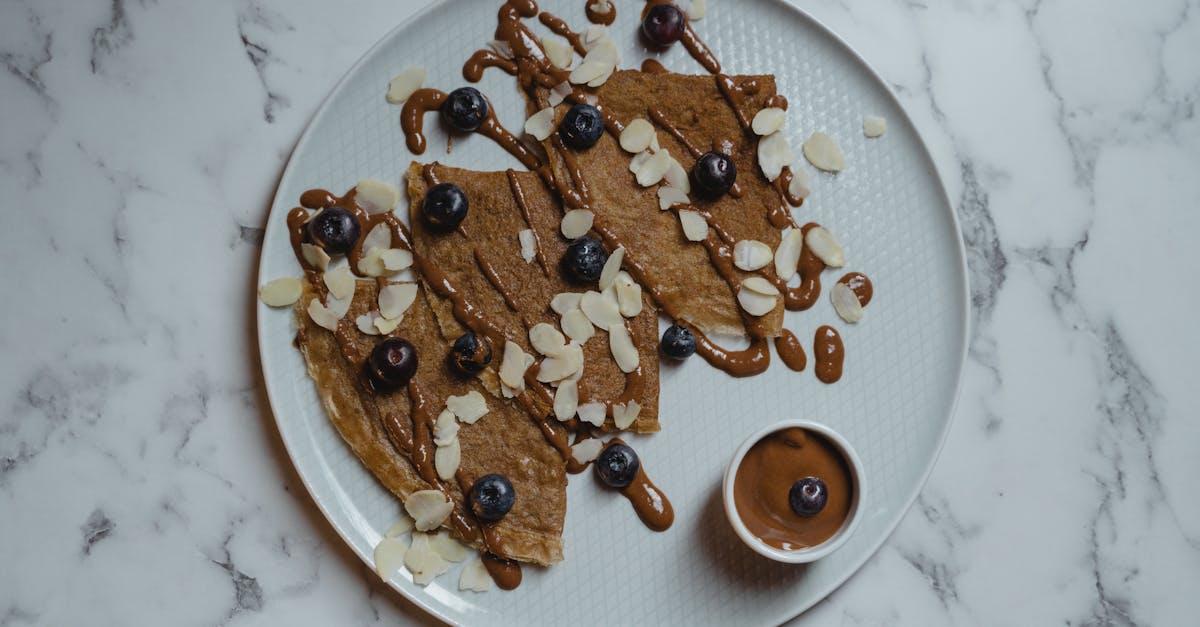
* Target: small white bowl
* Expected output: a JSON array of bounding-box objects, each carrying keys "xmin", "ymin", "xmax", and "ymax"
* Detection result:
[{"xmin": 722, "ymin": 420, "xmax": 866, "ymax": 563}]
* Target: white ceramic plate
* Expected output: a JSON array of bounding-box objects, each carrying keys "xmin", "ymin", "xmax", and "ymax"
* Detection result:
[{"xmin": 257, "ymin": 0, "xmax": 969, "ymax": 624}]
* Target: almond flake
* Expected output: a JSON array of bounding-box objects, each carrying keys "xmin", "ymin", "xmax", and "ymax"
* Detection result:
[
  {"xmin": 259, "ymin": 278, "xmax": 302, "ymax": 307},
  {"xmin": 774, "ymin": 227, "xmax": 803, "ymax": 280},
  {"xmin": 430, "ymin": 531, "xmax": 469, "ymax": 563},
  {"xmin": 356, "ymin": 179, "xmax": 400, "ymax": 214},
  {"xmin": 524, "ymin": 106, "xmax": 556, "ymax": 141},
  {"xmin": 381, "ymin": 248, "xmax": 413, "ymax": 272},
  {"xmin": 743, "ymin": 276, "xmax": 780, "ymax": 296},
  {"xmin": 619, "ymin": 118, "xmax": 655, "ymax": 153},
  {"xmin": 434, "ymin": 438, "xmax": 460, "ymax": 480},
  {"xmin": 404, "ymin": 491, "xmax": 453, "ymax": 532},
  {"xmin": 433, "ymin": 409, "xmax": 459, "ymax": 446},
  {"xmin": 374, "ymin": 316, "xmax": 402, "ymax": 335},
  {"xmin": 385, "ymin": 515, "xmax": 415, "ymax": 538},
  {"xmin": 581, "ymin": 290, "xmax": 622, "ymax": 329},
  {"xmin": 447, "ymin": 390, "xmax": 488, "ymax": 424},
  {"xmin": 830, "ymin": 282, "xmax": 865, "ymax": 323},
  {"xmin": 864, "ymin": 115, "xmax": 887, "ymax": 138},
  {"xmin": 571, "ymin": 436, "xmax": 604, "ymax": 462},
  {"xmin": 664, "ymin": 157, "xmax": 691, "ymax": 193},
  {"xmin": 561, "ymin": 309, "xmax": 595, "ymax": 343},
  {"xmin": 737, "ymin": 280, "xmax": 779, "ymax": 316},
  {"xmin": 307, "ymin": 299, "xmax": 340, "ymax": 332},
  {"xmin": 636, "ymin": 149, "xmax": 673, "ymax": 187},
  {"xmin": 356, "ymin": 312, "xmax": 381, "ymax": 335},
  {"xmin": 323, "ymin": 265, "xmax": 356, "ymax": 301},
  {"xmin": 657, "ymin": 185, "xmax": 690, "ymax": 210},
  {"xmin": 583, "ymin": 25, "xmax": 607, "ymax": 48},
  {"xmin": 614, "ymin": 271, "xmax": 643, "ymax": 317},
  {"xmin": 587, "ymin": 66, "xmax": 614, "ymax": 88},
  {"xmin": 733, "ymin": 240, "xmax": 772, "ymax": 271},
  {"xmin": 802, "ymin": 132, "xmax": 846, "ymax": 173},
  {"xmin": 554, "ymin": 379, "xmax": 579, "ymax": 421},
  {"xmin": 374, "ymin": 536, "xmax": 408, "ymax": 580},
  {"xmin": 751, "ymin": 107, "xmax": 786, "ymax": 136},
  {"xmin": 499, "ymin": 342, "xmax": 529, "ymax": 390},
  {"xmin": 500, "ymin": 382, "xmax": 517, "ymax": 399},
  {"xmin": 598, "ymin": 245, "xmax": 624, "ymax": 291},
  {"xmin": 579, "ymin": 404, "xmax": 608, "ymax": 429},
  {"xmin": 583, "ymin": 36, "xmax": 618, "ymax": 65},
  {"xmin": 459, "ymin": 557, "xmax": 493, "ymax": 592},
  {"xmin": 358, "ymin": 248, "xmax": 386, "ymax": 277},
  {"xmin": 327, "ymin": 294, "xmax": 352, "ymax": 318},
  {"xmin": 758, "ymin": 132, "xmax": 795, "ymax": 181},
  {"xmin": 569, "ymin": 60, "xmax": 608, "ymax": 85},
  {"xmin": 678, "ymin": 210, "xmax": 709, "ymax": 242},
  {"xmin": 518, "ymin": 229, "xmax": 537, "ymax": 263},
  {"xmin": 613, "ymin": 400, "xmax": 642, "ymax": 430},
  {"xmin": 788, "ymin": 165, "xmax": 812, "ymax": 199},
  {"xmin": 537, "ymin": 342, "xmax": 584, "ymax": 382},
  {"xmin": 686, "ymin": 0, "xmax": 707, "ymax": 20},
  {"xmin": 363, "ymin": 222, "xmax": 392, "ymax": 253},
  {"xmin": 629, "ymin": 150, "xmax": 653, "ymax": 175},
  {"xmin": 551, "ymin": 292, "xmax": 583, "ymax": 315},
  {"xmin": 608, "ymin": 323, "xmax": 639, "ymax": 373},
  {"xmin": 549, "ymin": 81, "xmax": 572, "ymax": 107},
  {"xmin": 487, "ymin": 40, "xmax": 513, "ymax": 59},
  {"xmin": 405, "ymin": 532, "xmax": 450, "ymax": 585},
  {"xmin": 805, "ymin": 226, "xmax": 846, "ymax": 267},
  {"xmin": 560, "ymin": 209, "xmax": 594, "ymax": 239},
  {"xmin": 541, "ymin": 37, "xmax": 574, "ymax": 69},
  {"xmin": 530, "ymin": 323, "xmax": 567, "ymax": 357},
  {"xmin": 301, "ymin": 243, "xmax": 330, "ymax": 271},
  {"xmin": 379, "ymin": 283, "xmax": 418, "ymax": 320},
  {"xmin": 385, "ymin": 66, "xmax": 424, "ymax": 104}
]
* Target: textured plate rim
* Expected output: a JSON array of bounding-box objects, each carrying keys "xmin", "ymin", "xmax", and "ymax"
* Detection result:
[{"xmin": 254, "ymin": 1, "xmax": 971, "ymax": 625}]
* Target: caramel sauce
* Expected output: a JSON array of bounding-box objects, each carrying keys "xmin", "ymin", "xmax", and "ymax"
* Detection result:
[
  {"xmin": 473, "ymin": 247, "xmax": 521, "ymax": 312},
  {"xmin": 482, "ymin": 553, "xmax": 523, "ymax": 590},
  {"xmin": 838, "ymin": 272, "xmax": 873, "ymax": 307},
  {"xmin": 774, "ymin": 167, "xmax": 805, "ymax": 210},
  {"xmin": 584, "ymin": 0, "xmax": 616, "ymax": 25},
  {"xmin": 773, "ymin": 222, "xmax": 825, "ymax": 311},
  {"xmin": 774, "ymin": 330, "xmax": 807, "ymax": 372},
  {"xmin": 506, "ymin": 170, "xmax": 551, "ymax": 277},
  {"xmin": 610, "ymin": 439, "xmax": 674, "ymax": 531},
  {"xmin": 733, "ymin": 427, "xmax": 853, "ymax": 550},
  {"xmin": 765, "ymin": 94, "xmax": 788, "ymax": 110},
  {"xmin": 813, "ymin": 325, "xmax": 844, "ymax": 384},
  {"xmin": 640, "ymin": 58, "xmax": 667, "ymax": 74},
  {"xmin": 540, "ymin": 12, "xmax": 588, "ymax": 55}
]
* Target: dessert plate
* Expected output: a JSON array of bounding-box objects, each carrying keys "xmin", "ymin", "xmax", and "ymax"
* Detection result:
[{"xmin": 256, "ymin": 0, "xmax": 969, "ymax": 624}]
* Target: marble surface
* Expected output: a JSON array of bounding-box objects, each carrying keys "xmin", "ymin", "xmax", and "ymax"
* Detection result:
[{"xmin": 1, "ymin": 0, "xmax": 1197, "ymax": 625}]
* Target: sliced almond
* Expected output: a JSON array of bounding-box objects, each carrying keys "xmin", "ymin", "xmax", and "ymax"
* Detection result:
[
  {"xmin": 551, "ymin": 292, "xmax": 583, "ymax": 315},
  {"xmin": 434, "ymin": 438, "xmax": 460, "ymax": 481},
  {"xmin": 802, "ymin": 132, "xmax": 846, "ymax": 173},
  {"xmin": 433, "ymin": 409, "xmax": 459, "ymax": 446},
  {"xmin": 560, "ymin": 209, "xmax": 594, "ymax": 240},
  {"xmin": 323, "ymin": 265, "xmax": 356, "ymax": 301},
  {"xmin": 608, "ymin": 323, "xmax": 639, "ymax": 373},
  {"xmin": 571, "ymin": 436, "xmax": 604, "ymax": 462},
  {"xmin": 613, "ymin": 400, "xmax": 642, "ymax": 430},
  {"xmin": 587, "ymin": 66, "xmax": 614, "ymax": 88},
  {"xmin": 733, "ymin": 240, "xmax": 772, "ymax": 271},
  {"xmin": 524, "ymin": 106, "xmax": 557, "ymax": 141},
  {"xmin": 459, "ymin": 556, "xmax": 493, "ymax": 592},
  {"xmin": 381, "ymin": 248, "xmax": 413, "ymax": 272},
  {"xmin": 598, "ymin": 245, "xmax": 624, "ymax": 291},
  {"xmin": 374, "ymin": 315, "xmax": 402, "ymax": 335},
  {"xmin": 358, "ymin": 247, "xmax": 386, "ymax": 277},
  {"xmin": 788, "ymin": 165, "xmax": 812, "ymax": 199},
  {"xmin": 686, "ymin": 0, "xmax": 707, "ymax": 19},
  {"xmin": 569, "ymin": 60, "xmax": 608, "ymax": 85},
  {"xmin": 554, "ymin": 379, "xmax": 579, "ymax": 421},
  {"xmin": 619, "ymin": 118, "xmax": 655, "ymax": 153},
  {"xmin": 356, "ymin": 312, "xmax": 381, "ymax": 335},
  {"xmin": 577, "ymin": 404, "xmax": 606, "ymax": 428},
  {"xmin": 657, "ymin": 185, "xmax": 690, "ymax": 210},
  {"xmin": 487, "ymin": 39, "xmax": 513, "ymax": 59},
  {"xmin": 374, "ymin": 536, "xmax": 408, "ymax": 580},
  {"xmin": 404, "ymin": 490, "xmax": 453, "ymax": 532},
  {"xmin": 430, "ymin": 531, "xmax": 469, "ymax": 563},
  {"xmin": 678, "ymin": 210, "xmax": 709, "ymax": 242},
  {"xmin": 541, "ymin": 37, "xmax": 574, "ymax": 69},
  {"xmin": 805, "ymin": 226, "xmax": 846, "ymax": 267},
  {"xmin": 301, "ymin": 243, "xmax": 330, "ymax": 271},
  {"xmin": 327, "ymin": 294, "xmax": 352, "ymax": 319},
  {"xmin": 830, "ymin": 282, "xmax": 865, "ymax": 323},
  {"xmin": 259, "ymin": 278, "xmax": 302, "ymax": 307},
  {"xmin": 751, "ymin": 107, "xmax": 786, "ymax": 136},
  {"xmin": 664, "ymin": 157, "xmax": 690, "ymax": 193},
  {"xmin": 737, "ymin": 279, "xmax": 780, "ymax": 317},
  {"xmin": 379, "ymin": 283, "xmax": 418, "ymax": 320},
  {"xmin": 363, "ymin": 221, "xmax": 392, "ymax": 253},
  {"xmin": 636, "ymin": 150, "xmax": 673, "ymax": 187},
  {"xmin": 537, "ymin": 342, "xmax": 584, "ymax": 382},
  {"xmin": 583, "ymin": 35, "xmax": 618, "ymax": 65},
  {"xmin": 629, "ymin": 150, "xmax": 653, "ymax": 175},
  {"xmin": 498, "ymin": 341, "xmax": 529, "ymax": 391},
  {"xmin": 758, "ymin": 132, "xmax": 795, "ymax": 182},
  {"xmin": 549, "ymin": 81, "xmax": 572, "ymax": 107},
  {"xmin": 863, "ymin": 115, "xmax": 888, "ymax": 138},
  {"xmin": 775, "ymin": 227, "xmax": 803, "ymax": 280},
  {"xmin": 581, "ymin": 290, "xmax": 622, "ymax": 329},
  {"xmin": 385, "ymin": 515, "xmax": 415, "ymax": 538},
  {"xmin": 583, "ymin": 25, "xmax": 607, "ymax": 48},
  {"xmin": 385, "ymin": 66, "xmax": 424, "ymax": 104},
  {"xmin": 518, "ymin": 229, "xmax": 537, "ymax": 263},
  {"xmin": 405, "ymin": 532, "xmax": 450, "ymax": 586},
  {"xmin": 561, "ymin": 309, "xmax": 595, "ymax": 343},
  {"xmin": 447, "ymin": 390, "xmax": 488, "ymax": 424},
  {"xmin": 530, "ymin": 323, "xmax": 567, "ymax": 357},
  {"xmin": 356, "ymin": 179, "xmax": 400, "ymax": 214},
  {"xmin": 743, "ymin": 276, "xmax": 780, "ymax": 296},
  {"xmin": 307, "ymin": 299, "xmax": 340, "ymax": 332},
  {"xmin": 614, "ymin": 271, "xmax": 643, "ymax": 317}
]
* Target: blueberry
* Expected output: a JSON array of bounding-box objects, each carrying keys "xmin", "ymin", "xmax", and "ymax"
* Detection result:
[
  {"xmin": 595, "ymin": 442, "xmax": 640, "ymax": 488},
  {"xmin": 561, "ymin": 236, "xmax": 608, "ymax": 283},
  {"xmin": 788, "ymin": 476, "xmax": 828, "ymax": 517},
  {"xmin": 469, "ymin": 474, "xmax": 515, "ymax": 523},
  {"xmin": 441, "ymin": 87, "xmax": 489, "ymax": 132},
  {"xmin": 306, "ymin": 206, "xmax": 361, "ymax": 255},
  {"xmin": 558, "ymin": 104, "xmax": 605, "ymax": 150},
  {"xmin": 641, "ymin": 4, "xmax": 686, "ymax": 47},
  {"xmin": 423, "ymin": 183, "xmax": 469, "ymax": 231},
  {"xmin": 692, "ymin": 151, "xmax": 736, "ymax": 196},
  {"xmin": 448, "ymin": 332, "xmax": 493, "ymax": 375},
  {"xmin": 365, "ymin": 338, "xmax": 418, "ymax": 392},
  {"xmin": 660, "ymin": 324, "xmax": 696, "ymax": 359}
]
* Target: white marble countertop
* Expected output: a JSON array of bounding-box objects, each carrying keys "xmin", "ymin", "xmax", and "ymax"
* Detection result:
[{"xmin": 2, "ymin": 0, "xmax": 1197, "ymax": 625}]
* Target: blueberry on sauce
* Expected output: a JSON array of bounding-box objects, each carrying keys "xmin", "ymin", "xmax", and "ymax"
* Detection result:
[
  {"xmin": 306, "ymin": 206, "xmax": 360, "ymax": 255},
  {"xmin": 449, "ymin": 331, "xmax": 493, "ymax": 375},
  {"xmin": 561, "ymin": 236, "xmax": 608, "ymax": 283},
  {"xmin": 660, "ymin": 324, "xmax": 697, "ymax": 359},
  {"xmin": 692, "ymin": 151, "xmax": 736, "ymax": 196},
  {"xmin": 558, "ymin": 104, "xmax": 605, "ymax": 150},
  {"xmin": 365, "ymin": 338, "xmax": 418, "ymax": 392},
  {"xmin": 422, "ymin": 182, "xmax": 469, "ymax": 231},
  {"xmin": 641, "ymin": 4, "xmax": 686, "ymax": 47},
  {"xmin": 595, "ymin": 442, "xmax": 640, "ymax": 489},
  {"xmin": 469, "ymin": 474, "xmax": 515, "ymax": 522},
  {"xmin": 440, "ymin": 87, "xmax": 489, "ymax": 132},
  {"xmin": 788, "ymin": 476, "xmax": 828, "ymax": 517}
]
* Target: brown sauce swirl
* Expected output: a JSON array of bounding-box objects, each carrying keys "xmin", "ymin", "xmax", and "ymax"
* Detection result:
[
  {"xmin": 584, "ymin": 0, "xmax": 616, "ymax": 25},
  {"xmin": 774, "ymin": 330, "xmax": 807, "ymax": 372},
  {"xmin": 482, "ymin": 553, "xmax": 523, "ymax": 590},
  {"xmin": 838, "ymin": 272, "xmax": 873, "ymax": 307},
  {"xmin": 813, "ymin": 325, "xmax": 844, "ymax": 384}
]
